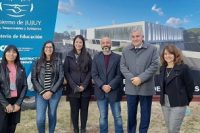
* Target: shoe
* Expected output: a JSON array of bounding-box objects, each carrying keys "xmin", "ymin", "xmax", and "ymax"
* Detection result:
[
  {"xmin": 74, "ymin": 129, "xmax": 79, "ymax": 133},
  {"xmin": 81, "ymin": 128, "xmax": 86, "ymax": 133}
]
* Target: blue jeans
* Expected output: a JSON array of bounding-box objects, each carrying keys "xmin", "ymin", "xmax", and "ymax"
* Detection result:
[
  {"xmin": 36, "ymin": 89, "xmax": 62, "ymax": 133},
  {"xmin": 127, "ymin": 95, "xmax": 152, "ymax": 133},
  {"xmin": 97, "ymin": 98, "xmax": 123, "ymax": 133}
]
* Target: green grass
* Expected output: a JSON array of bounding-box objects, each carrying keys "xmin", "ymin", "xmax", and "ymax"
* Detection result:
[{"xmin": 16, "ymin": 97, "xmax": 200, "ymax": 133}]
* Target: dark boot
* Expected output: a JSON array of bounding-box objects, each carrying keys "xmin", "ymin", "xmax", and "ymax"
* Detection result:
[
  {"xmin": 81, "ymin": 128, "xmax": 86, "ymax": 133},
  {"xmin": 74, "ymin": 129, "xmax": 79, "ymax": 133}
]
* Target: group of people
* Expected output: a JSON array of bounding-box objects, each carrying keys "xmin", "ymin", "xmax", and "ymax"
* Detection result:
[{"xmin": 0, "ymin": 29, "xmax": 194, "ymax": 133}]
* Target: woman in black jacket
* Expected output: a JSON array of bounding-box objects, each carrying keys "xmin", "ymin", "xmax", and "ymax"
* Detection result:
[
  {"xmin": 31, "ymin": 41, "xmax": 64, "ymax": 133},
  {"xmin": 159, "ymin": 45, "xmax": 194, "ymax": 133},
  {"xmin": 64, "ymin": 35, "xmax": 92, "ymax": 133},
  {"xmin": 0, "ymin": 45, "xmax": 27, "ymax": 133}
]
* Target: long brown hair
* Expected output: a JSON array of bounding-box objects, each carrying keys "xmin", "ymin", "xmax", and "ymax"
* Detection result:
[
  {"xmin": 160, "ymin": 44, "xmax": 184, "ymax": 66},
  {"xmin": 72, "ymin": 35, "xmax": 90, "ymax": 72}
]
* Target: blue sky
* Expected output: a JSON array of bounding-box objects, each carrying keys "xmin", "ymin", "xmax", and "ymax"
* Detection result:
[{"xmin": 55, "ymin": 0, "xmax": 200, "ymax": 33}]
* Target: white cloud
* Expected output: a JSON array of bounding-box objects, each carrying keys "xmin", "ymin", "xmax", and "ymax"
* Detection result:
[
  {"xmin": 166, "ymin": 17, "xmax": 189, "ymax": 27},
  {"xmin": 58, "ymin": 0, "xmax": 73, "ymax": 14},
  {"xmin": 76, "ymin": 11, "xmax": 83, "ymax": 16},
  {"xmin": 166, "ymin": 17, "xmax": 182, "ymax": 26},
  {"xmin": 183, "ymin": 18, "xmax": 189, "ymax": 23},
  {"xmin": 58, "ymin": 0, "xmax": 82, "ymax": 15},
  {"xmin": 151, "ymin": 4, "xmax": 164, "ymax": 16}
]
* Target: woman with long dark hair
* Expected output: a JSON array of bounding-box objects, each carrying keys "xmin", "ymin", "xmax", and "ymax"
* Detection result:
[
  {"xmin": 31, "ymin": 41, "xmax": 64, "ymax": 133},
  {"xmin": 0, "ymin": 45, "xmax": 27, "ymax": 133},
  {"xmin": 159, "ymin": 45, "xmax": 194, "ymax": 133},
  {"xmin": 64, "ymin": 35, "xmax": 92, "ymax": 133}
]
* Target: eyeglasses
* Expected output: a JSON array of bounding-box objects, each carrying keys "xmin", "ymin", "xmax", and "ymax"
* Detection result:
[{"xmin": 45, "ymin": 46, "xmax": 53, "ymax": 49}]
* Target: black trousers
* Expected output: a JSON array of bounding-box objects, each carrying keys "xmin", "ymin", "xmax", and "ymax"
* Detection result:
[
  {"xmin": 0, "ymin": 98, "xmax": 20, "ymax": 133},
  {"xmin": 0, "ymin": 105, "xmax": 18, "ymax": 133},
  {"xmin": 69, "ymin": 97, "xmax": 90, "ymax": 130}
]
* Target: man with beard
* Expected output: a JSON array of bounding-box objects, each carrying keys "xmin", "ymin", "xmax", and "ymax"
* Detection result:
[
  {"xmin": 120, "ymin": 29, "xmax": 159, "ymax": 133},
  {"xmin": 92, "ymin": 37, "xmax": 124, "ymax": 133}
]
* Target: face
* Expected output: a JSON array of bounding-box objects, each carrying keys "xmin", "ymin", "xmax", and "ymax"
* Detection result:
[
  {"xmin": 5, "ymin": 49, "xmax": 17, "ymax": 63},
  {"xmin": 74, "ymin": 38, "xmax": 83, "ymax": 52},
  {"xmin": 164, "ymin": 49, "xmax": 175, "ymax": 64},
  {"xmin": 131, "ymin": 31, "xmax": 144, "ymax": 47},
  {"xmin": 44, "ymin": 43, "xmax": 54, "ymax": 57},
  {"xmin": 101, "ymin": 37, "xmax": 111, "ymax": 52}
]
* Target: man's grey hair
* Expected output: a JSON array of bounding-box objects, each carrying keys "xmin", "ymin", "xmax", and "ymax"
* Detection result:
[{"xmin": 131, "ymin": 28, "xmax": 144, "ymax": 36}]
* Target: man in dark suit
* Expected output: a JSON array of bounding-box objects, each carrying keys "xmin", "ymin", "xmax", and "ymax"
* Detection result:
[{"xmin": 92, "ymin": 37, "xmax": 124, "ymax": 133}]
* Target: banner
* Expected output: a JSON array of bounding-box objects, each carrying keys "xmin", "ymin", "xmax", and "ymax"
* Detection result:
[
  {"xmin": 54, "ymin": 1, "xmax": 200, "ymax": 95},
  {"xmin": 0, "ymin": 0, "xmax": 59, "ymax": 94}
]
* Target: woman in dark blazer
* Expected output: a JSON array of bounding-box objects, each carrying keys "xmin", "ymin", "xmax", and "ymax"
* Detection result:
[
  {"xmin": 64, "ymin": 35, "xmax": 92, "ymax": 133},
  {"xmin": 0, "ymin": 45, "xmax": 27, "ymax": 133},
  {"xmin": 159, "ymin": 45, "xmax": 194, "ymax": 133}
]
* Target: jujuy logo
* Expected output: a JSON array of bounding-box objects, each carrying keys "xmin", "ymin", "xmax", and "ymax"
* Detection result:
[{"xmin": 0, "ymin": 0, "xmax": 34, "ymax": 18}]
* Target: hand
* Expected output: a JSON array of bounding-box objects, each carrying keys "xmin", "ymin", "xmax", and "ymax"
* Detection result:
[
  {"xmin": 42, "ymin": 91, "xmax": 53, "ymax": 100},
  {"xmin": 5, "ymin": 104, "xmax": 14, "ymax": 113},
  {"xmin": 63, "ymin": 78, "xmax": 68, "ymax": 85},
  {"xmin": 102, "ymin": 85, "xmax": 111, "ymax": 93},
  {"xmin": 131, "ymin": 77, "xmax": 142, "ymax": 86},
  {"xmin": 13, "ymin": 104, "xmax": 21, "ymax": 112},
  {"xmin": 79, "ymin": 85, "xmax": 84, "ymax": 92}
]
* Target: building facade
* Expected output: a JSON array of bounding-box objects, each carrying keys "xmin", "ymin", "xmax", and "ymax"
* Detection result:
[{"xmin": 72, "ymin": 21, "xmax": 184, "ymax": 49}]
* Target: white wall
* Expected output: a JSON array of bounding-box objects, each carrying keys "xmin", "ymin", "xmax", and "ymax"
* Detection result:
[{"xmin": 86, "ymin": 28, "xmax": 95, "ymax": 39}]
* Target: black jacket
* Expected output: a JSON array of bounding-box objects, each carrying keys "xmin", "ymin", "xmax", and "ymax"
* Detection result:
[
  {"xmin": 0, "ymin": 63, "xmax": 27, "ymax": 108},
  {"xmin": 159, "ymin": 64, "xmax": 194, "ymax": 107},
  {"xmin": 91, "ymin": 52, "xmax": 123, "ymax": 102},
  {"xmin": 31, "ymin": 56, "xmax": 64, "ymax": 94},
  {"xmin": 64, "ymin": 51, "xmax": 92, "ymax": 98}
]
